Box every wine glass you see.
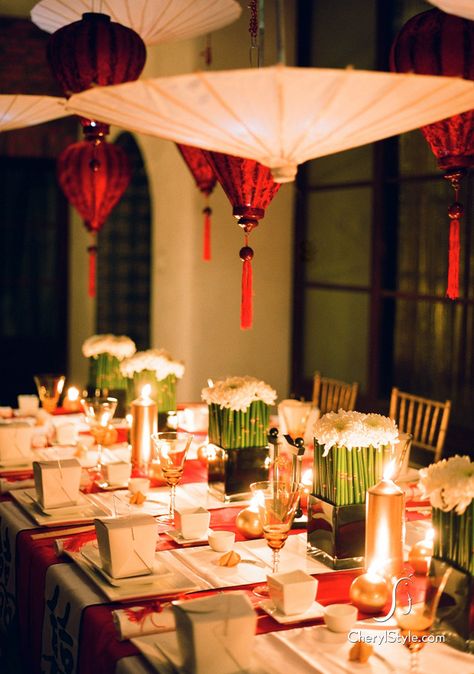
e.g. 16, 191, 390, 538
394, 566, 452, 673
279, 400, 313, 441
81, 396, 118, 487
34, 373, 66, 413
250, 480, 303, 597
150, 431, 193, 525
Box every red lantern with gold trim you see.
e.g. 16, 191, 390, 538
204, 151, 281, 329
391, 7, 474, 299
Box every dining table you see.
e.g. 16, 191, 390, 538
0, 421, 473, 674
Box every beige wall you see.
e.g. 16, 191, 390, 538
65, 1, 296, 403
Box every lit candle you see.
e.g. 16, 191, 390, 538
63, 386, 82, 412
408, 528, 434, 575
365, 461, 405, 579
130, 384, 157, 476
349, 564, 390, 613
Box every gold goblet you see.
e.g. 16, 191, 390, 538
151, 431, 193, 525
34, 373, 66, 413
250, 480, 302, 596
81, 396, 118, 487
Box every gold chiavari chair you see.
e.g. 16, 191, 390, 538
312, 372, 358, 415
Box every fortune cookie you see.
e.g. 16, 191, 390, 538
349, 641, 373, 664
218, 550, 241, 567
130, 491, 146, 505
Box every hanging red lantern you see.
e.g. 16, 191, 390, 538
176, 144, 217, 261
57, 121, 131, 297
204, 151, 281, 329
391, 8, 474, 299
47, 12, 146, 96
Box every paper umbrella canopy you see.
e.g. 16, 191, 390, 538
31, 0, 241, 45
67, 64, 474, 182
0, 94, 67, 132
428, 0, 474, 20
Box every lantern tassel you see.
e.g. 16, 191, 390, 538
87, 242, 98, 298
240, 238, 254, 330
203, 206, 212, 261
447, 216, 460, 300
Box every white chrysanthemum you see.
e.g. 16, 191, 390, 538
82, 334, 136, 360
201, 376, 277, 412
419, 455, 474, 514
313, 409, 398, 456
120, 349, 185, 381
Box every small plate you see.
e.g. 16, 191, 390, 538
259, 599, 325, 624
94, 481, 129, 491
80, 542, 172, 587
165, 528, 213, 545
29, 491, 92, 516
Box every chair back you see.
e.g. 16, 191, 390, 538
312, 372, 358, 415
389, 387, 451, 463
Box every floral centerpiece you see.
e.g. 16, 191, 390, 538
308, 409, 398, 569
313, 410, 398, 506
202, 376, 277, 501
120, 349, 185, 413
82, 333, 136, 394
420, 455, 473, 575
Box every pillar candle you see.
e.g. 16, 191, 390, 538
130, 385, 157, 476
365, 475, 405, 579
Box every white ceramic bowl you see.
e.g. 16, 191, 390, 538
323, 603, 358, 633
128, 477, 150, 494
208, 530, 235, 552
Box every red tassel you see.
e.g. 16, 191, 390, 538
447, 217, 460, 300
203, 206, 212, 261
88, 244, 97, 298
240, 243, 254, 330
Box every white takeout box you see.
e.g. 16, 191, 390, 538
175, 507, 210, 540
173, 592, 256, 674
102, 461, 131, 485
0, 422, 35, 465
95, 514, 157, 579
33, 458, 82, 508
267, 569, 318, 615
55, 422, 79, 446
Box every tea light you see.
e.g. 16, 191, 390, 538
63, 387, 82, 412
365, 461, 405, 579
236, 495, 263, 539
408, 528, 434, 574
349, 565, 389, 613
130, 385, 157, 476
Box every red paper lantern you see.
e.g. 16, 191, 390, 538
177, 144, 217, 261
47, 12, 146, 96
204, 151, 281, 329
391, 8, 474, 299
57, 123, 131, 296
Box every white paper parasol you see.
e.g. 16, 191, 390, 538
0, 95, 68, 132
66, 64, 474, 182
429, 0, 474, 19
31, 0, 242, 46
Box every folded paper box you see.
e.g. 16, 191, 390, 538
102, 461, 131, 485
95, 514, 157, 579
33, 458, 81, 508
0, 422, 35, 465
173, 592, 256, 674
175, 507, 210, 540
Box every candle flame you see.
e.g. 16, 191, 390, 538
249, 494, 261, 512
302, 468, 313, 486
383, 459, 396, 480
207, 378, 214, 388
141, 384, 152, 398
67, 386, 79, 402
425, 527, 435, 544
125, 413, 133, 427
367, 562, 385, 579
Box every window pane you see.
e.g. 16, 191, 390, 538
398, 130, 440, 177
303, 289, 369, 393
307, 146, 373, 185
305, 187, 371, 286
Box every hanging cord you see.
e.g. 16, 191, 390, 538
203, 196, 212, 261
444, 168, 464, 300
248, 0, 260, 67
275, 0, 286, 64
201, 33, 212, 67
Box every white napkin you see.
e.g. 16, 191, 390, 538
113, 605, 175, 641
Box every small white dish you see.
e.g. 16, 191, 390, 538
166, 528, 213, 545
28, 491, 90, 516
260, 599, 324, 624
80, 542, 171, 587
323, 603, 358, 633
128, 477, 150, 494
207, 530, 235, 552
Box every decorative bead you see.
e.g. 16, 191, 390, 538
236, 507, 263, 539
448, 202, 463, 219
349, 572, 389, 614
89, 158, 101, 172
239, 246, 254, 262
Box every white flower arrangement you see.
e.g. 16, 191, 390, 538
120, 349, 185, 381
313, 409, 398, 456
201, 376, 277, 412
82, 334, 136, 360
419, 455, 474, 515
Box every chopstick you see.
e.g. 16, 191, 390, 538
31, 525, 96, 540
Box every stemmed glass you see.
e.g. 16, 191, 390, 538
81, 397, 118, 487
280, 400, 313, 440
151, 431, 193, 525
34, 374, 66, 413
250, 480, 303, 597
394, 566, 452, 673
